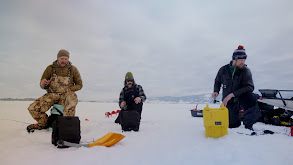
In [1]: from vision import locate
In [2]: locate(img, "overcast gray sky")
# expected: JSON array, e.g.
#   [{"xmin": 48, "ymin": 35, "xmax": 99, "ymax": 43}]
[{"xmin": 0, "ymin": 0, "xmax": 293, "ymax": 101}]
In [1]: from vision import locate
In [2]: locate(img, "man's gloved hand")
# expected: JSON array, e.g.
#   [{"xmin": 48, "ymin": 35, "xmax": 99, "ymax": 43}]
[
  {"xmin": 211, "ymin": 92, "xmax": 218, "ymax": 99},
  {"xmin": 120, "ymin": 101, "xmax": 126, "ymax": 108},
  {"xmin": 40, "ymin": 79, "xmax": 49, "ymax": 89},
  {"xmin": 223, "ymin": 93, "xmax": 235, "ymax": 106},
  {"xmin": 134, "ymin": 97, "xmax": 141, "ymax": 104}
]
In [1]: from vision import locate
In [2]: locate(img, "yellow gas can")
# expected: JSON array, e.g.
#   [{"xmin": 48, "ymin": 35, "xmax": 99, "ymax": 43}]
[{"xmin": 203, "ymin": 104, "xmax": 229, "ymax": 137}]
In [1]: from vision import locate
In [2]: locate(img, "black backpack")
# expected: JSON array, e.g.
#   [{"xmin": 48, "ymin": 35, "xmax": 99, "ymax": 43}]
[
  {"xmin": 52, "ymin": 116, "xmax": 81, "ymax": 148},
  {"xmin": 120, "ymin": 110, "xmax": 140, "ymax": 132}
]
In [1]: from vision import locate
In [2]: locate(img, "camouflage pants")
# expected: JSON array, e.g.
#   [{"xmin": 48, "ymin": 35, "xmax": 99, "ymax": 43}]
[{"xmin": 28, "ymin": 91, "xmax": 78, "ymax": 127}]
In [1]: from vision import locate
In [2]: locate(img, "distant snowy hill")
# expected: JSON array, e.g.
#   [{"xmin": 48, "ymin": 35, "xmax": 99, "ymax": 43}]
[
  {"xmin": 147, "ymin": 93, "xmax": 219, "ymax": 104},
  {"xmin": 0, "ymin": 93, "xmax": 222, "ymax": 104}
]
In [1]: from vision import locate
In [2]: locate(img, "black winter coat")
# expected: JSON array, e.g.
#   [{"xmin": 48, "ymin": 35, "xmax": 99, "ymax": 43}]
[
  {"xmin": 119, "ymin": 84, "xmax": 146, "ymax": 109},
  {"xmin": 214, "ymin": 63, "xmax": 254, "ymax": 100}
]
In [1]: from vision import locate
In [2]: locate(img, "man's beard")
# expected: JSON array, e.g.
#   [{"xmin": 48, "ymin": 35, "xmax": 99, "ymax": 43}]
[
  {"xmin": 238, "ymin": 64, "xmax": 244, "ymax": 69},
  {"xmin": 127, "ymin": 83, "xmax": 133, "ymax": 87}
]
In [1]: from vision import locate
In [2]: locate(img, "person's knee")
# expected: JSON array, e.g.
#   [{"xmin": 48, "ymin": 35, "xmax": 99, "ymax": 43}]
[
  {"xmin": 66, "ymin": 92, "xmax": 78, "ymax": 103},
  {"xmin": 28, "ymin": 101, "xmax": 38, "ymax": 112},
  {"xmin": 28, "ymin": 104, "xmax": 34, "ymax": 111},
  {"xmin": 63, "ymin": 104, "xmax": 76, "ymax": 116},
  {"xmin": 240, "ymin": 93, "xmax": 258, "ymax": 109}
]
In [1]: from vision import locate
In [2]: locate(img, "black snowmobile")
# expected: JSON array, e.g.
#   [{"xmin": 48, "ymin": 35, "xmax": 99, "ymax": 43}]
[{"xmin": 257, "ymin": 89, "xmax": 293, "ymax": 126}]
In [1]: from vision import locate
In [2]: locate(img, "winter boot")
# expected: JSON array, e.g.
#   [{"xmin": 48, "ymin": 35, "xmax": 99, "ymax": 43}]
[
  {"xmin": 27, "ymin": 124, "xmax": 46, "ymax": 133},
  {"xmin": 245, "ymin": 125, "xmax": 254, "ymax": 131}
]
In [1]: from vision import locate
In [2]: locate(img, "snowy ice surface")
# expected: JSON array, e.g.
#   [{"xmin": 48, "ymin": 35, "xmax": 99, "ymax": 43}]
[{"xmin": 0, "ymin": 101, "xmax": 292, "ymax": 165}]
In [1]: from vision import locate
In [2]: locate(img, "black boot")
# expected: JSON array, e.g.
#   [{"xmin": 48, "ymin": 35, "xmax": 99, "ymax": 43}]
[
  {"xmin": 27, "ymin": 124, "xmax": 46, "ymax": 133},
  {"xmin": 245, "ymin": 125, "xmax": 254, "ymax": 131}
]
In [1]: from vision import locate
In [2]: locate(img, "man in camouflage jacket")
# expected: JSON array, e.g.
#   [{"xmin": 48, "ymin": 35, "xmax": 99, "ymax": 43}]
[{"xmin": 27, "ymin": 49, "xmax": 82, "ymax": 131}]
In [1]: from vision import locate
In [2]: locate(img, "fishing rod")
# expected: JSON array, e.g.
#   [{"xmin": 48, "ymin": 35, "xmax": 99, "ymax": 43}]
[{"xmin": 0, "ymin": 119, "xmax": 31, "ymax": 124}]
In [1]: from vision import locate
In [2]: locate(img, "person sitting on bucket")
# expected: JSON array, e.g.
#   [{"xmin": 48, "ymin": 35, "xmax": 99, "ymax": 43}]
[
  {"xmin": 115, "ymin": 72, "xmax": 146, "ymax": 124},
  {"xmin": 27, "ymin": 49, "xmax": 83, "ymax": 132},
  {"xmin": 211, "ymin": 45, "xmax": 260, "ymax": 131}
]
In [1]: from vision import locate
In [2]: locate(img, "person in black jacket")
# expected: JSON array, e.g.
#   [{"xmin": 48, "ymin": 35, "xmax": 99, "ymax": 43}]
[
  {"xmin": 115, "ymin": 72, "xmax": 146, "ymax": 124},
  {"xmin": 212, "ymin": 45, "xmax": 260, "ymax": 130}
]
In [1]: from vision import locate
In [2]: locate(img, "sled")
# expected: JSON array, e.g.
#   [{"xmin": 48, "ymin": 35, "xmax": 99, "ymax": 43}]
[
  {"xmin": 257, "ymin": 89, "xmax": 293, "ymax": 126},
  {"xmin": 57, "ymin": 132, "xmax": 125, "ymax": 148},
  {"xmin": 190, "ymin": 109, "xmax": 203, "ymax": 117},
  {"xmin": 190, "ymin": 104, "xmax": 203, "ymax": 117}
]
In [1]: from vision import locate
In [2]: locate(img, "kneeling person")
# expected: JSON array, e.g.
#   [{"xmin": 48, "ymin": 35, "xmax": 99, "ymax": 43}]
[
  {"xmin": 115, "ymin": 72, "xmax": 146, "ymax": 129},
  {"xmin": 212, "ymin": 45, "xmax": 260, "ymax": 131}
]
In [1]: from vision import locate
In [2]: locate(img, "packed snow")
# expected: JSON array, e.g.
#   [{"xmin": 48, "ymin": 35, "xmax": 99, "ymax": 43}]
[{"xmin": 0, "ymin": 101, "xmax": 292, "ymax": 165}]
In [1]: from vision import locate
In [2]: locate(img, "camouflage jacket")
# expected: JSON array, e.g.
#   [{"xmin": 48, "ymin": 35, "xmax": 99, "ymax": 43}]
[{"xmin": 40, "ymin": 60, "xmax": 83, "ymax": 92}]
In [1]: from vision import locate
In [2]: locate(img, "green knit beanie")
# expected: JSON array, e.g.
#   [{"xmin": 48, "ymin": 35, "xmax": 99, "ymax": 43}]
[{"xmin": 125, "ymin": 72, "xmax": 134, "ymax": 80}]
